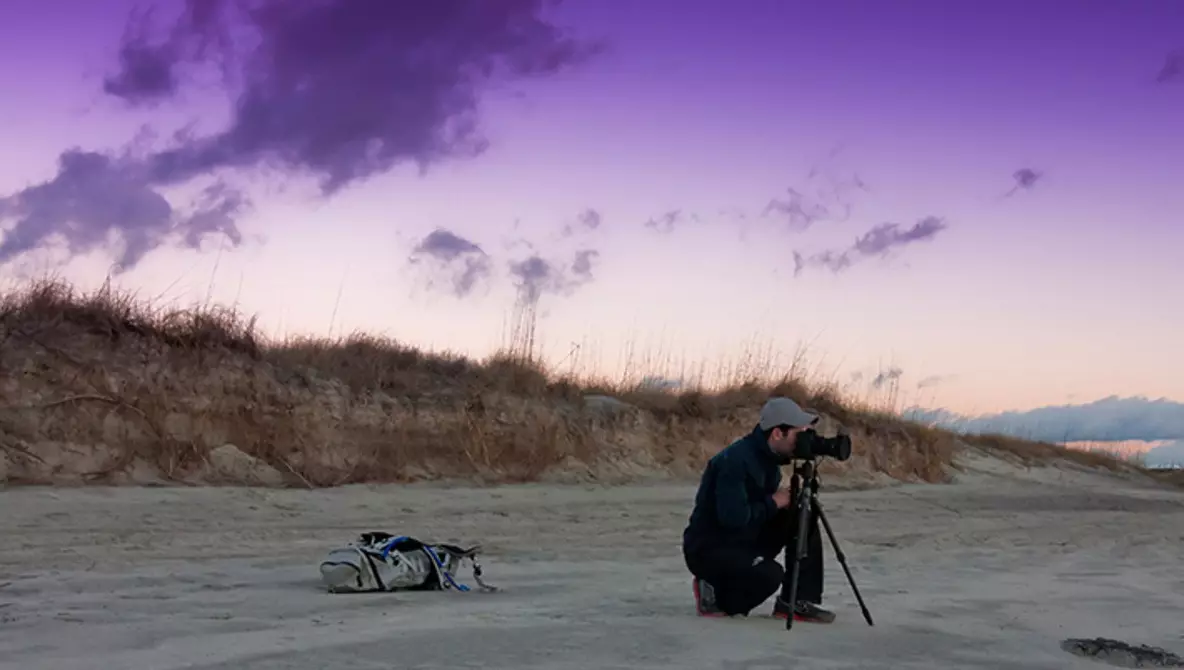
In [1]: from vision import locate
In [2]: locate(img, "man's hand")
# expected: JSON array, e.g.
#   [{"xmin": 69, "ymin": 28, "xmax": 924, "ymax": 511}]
[{"xmin": 772, "ymin": 488, "xmax": 792, "ymax": 509}]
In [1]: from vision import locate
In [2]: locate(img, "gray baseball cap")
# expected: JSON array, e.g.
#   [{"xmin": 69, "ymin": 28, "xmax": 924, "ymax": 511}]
[{"xmin": 758, "ymin": 396, "xmax": 819, "ymax": 430}]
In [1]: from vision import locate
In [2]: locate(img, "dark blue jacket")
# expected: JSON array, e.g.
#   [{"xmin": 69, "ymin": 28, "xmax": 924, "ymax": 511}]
[{"xmin": 682, "ymin": 425, "xmax": 783, "ymax": 556}]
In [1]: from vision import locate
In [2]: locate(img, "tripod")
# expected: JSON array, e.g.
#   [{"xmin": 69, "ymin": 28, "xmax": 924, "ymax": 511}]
[{"xmin": 784, "ymin": 458, "xmax": 875, "ymax": 630}]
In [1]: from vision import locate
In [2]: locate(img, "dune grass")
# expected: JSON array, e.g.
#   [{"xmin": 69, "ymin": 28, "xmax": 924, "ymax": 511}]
[{"xmin": 0, "ymin": 276, "xmax": 1157, "ymax": 487}]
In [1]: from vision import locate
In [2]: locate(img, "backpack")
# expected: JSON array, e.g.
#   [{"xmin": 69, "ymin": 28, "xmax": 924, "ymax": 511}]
[{"xmin": 318, "ymin": 531, "xmax": 497, "ymax": 594}]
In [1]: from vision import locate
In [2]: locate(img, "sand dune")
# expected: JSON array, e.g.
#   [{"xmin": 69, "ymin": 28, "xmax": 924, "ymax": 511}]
[{"xmin": 1, "ymin": 451, "xmax": 1181, "ymax": 670}]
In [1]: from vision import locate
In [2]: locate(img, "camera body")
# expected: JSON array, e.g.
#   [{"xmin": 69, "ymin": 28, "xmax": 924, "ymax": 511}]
[{"xmin": 791, "ymin": 427, "xmax": 853, "ymax": 462}]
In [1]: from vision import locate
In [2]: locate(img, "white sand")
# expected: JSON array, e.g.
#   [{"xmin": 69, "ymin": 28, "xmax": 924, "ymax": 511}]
[{"xmin": 2, "ymin": 456, "xmax": 1182, "ymax": 670}]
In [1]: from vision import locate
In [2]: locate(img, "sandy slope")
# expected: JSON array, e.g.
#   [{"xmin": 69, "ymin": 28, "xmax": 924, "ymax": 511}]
[{"xmin": 1, "ymin": 454, "xmax": 1182, "ymax": 670}]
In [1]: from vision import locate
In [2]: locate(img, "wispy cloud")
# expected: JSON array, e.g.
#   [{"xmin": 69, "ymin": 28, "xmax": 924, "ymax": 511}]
[
  {"xmin": 916, "ymin": 374, "xmax": 952, "ymax": 389},
  {"xmin": 761, "ymin": 171, "xmax": 868, "ymax": 232},
  {"xmin": 643, "ymin": 209, "xmax": 690, "ymax": 234},
  {"xmin": 508, "ymin": 248, "xmax": 600, "ymax": 306},
  {"xmin": 793, "ymin": 215, "xmax": 949, "ymax": 277},
  {"xmin": 409, "ymin": 204, "xmax": 605, "ymax": 304},
  {"xmin": 562, "ymin": 208, "xmax": 602, "ymax": 237},
  {"xmin": 871, "ymin": 366, "xmax": 903, "ymax": 390}
]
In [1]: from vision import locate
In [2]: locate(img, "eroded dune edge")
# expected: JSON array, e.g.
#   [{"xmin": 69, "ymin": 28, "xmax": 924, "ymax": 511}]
[{"xmin": 0, "ymin": 278, "xmax": 1171, "ymax": 493}]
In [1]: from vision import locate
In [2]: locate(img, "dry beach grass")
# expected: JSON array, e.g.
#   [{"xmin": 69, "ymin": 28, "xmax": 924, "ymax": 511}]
[{"xmin": 0, "ymin": 277, "xmax": 1155, "ymax": 489}]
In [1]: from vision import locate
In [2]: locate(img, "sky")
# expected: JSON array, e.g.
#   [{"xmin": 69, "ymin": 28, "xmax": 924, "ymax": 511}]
[{"xmin": 0, "ymin": 0, "xmax": 1182, "ymax": 432}]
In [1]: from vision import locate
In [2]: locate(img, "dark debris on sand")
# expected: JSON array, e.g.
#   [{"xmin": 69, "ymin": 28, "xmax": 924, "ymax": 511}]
[{"xmin": 1061, "ymin": 637, "xmax": 1184, "ymax": 668}]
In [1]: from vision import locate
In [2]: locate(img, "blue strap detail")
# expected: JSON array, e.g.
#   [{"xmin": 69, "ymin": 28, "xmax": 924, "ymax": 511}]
[
  {"xmin": 376, "ymin": 535, "xmax": 471, "ymax": 592},
  {"xmin": 379, "ymin": 535, "xmax": 409, "ymax": 559},
  {"xmin": 424, "ymin": 546, "xmax": 471, "ymax": 592}
]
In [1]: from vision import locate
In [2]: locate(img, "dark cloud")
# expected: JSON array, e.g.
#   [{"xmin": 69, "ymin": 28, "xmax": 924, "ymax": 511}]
[
  {"xmin": 1, "ymin": 0, "xmax": 599, "ymax": 273},
  {"xmin": 1012, "ymin": 168, "xmax": 1041, "ymax": 189},
  {"xmin": 908, "ymin": 395, "xmax": 1184, "ymax": 443},
  {"xmin": 1003, "ymin": 167, "xmax": 1042, "ymax": 198},
  {"xmin": 107, "ymin": 0, "xmax": 603, "ymax": 195},
  {"xmin": 853, "ymin": 216, "xmax": 948, "ymax": 255},
  {"xmin": 103, "ymin": 36, "xmax": 178, "ymax": 103},
  {"xmin": 508, "ymin": 247, "xmax": 599, "ymax": 306},
  {"xmin": 407, "ymin": 228, "xmax": 493, "ymax": 298},
  {"xmin": 0, "ymin": 149, "xmax": 245, "ymax": 272},
  {"xmin": 103, "ymin": 0, "xmax": 240, "ymax": 105},
  {"xmin": 792, "ymin": 216, "xmax": 949, "ymax": 277},
  {"xmin": 1156, "ymin": 49, "xmax": 1183, "ymax": 84}
]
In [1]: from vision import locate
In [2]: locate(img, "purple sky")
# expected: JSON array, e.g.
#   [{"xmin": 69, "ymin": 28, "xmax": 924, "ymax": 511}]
[{"xmin": 0, "ymin": 0, "xmax": 1182, "ymax": 417}]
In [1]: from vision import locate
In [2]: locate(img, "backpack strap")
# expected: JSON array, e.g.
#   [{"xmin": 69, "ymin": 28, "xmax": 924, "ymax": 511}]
[
  {"xmin": 423, "ymin": 545, "xmax": 471, "ymax": 592},
  {"xmin": 423, "ymin": 543, "xmax": 498, "ymax": 593},
  {"xmin": 468, "ymin": 552, "xmax": 498, "ymax": 592},
  {"xmin": 364, "ymin": 533, "xmax": 499, "ymax": 593},
  {"xmin": 357, "ymin": 547, "xmax": 388, "ymax": 591}
]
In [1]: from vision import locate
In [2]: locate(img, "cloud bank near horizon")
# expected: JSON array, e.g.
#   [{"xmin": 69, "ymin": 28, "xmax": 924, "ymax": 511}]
[
  {"xmin": 907, "ymin": 395, "xmax": 1184, "ymax": 444},
  {"xmin": 1143, "ymin": 441, "xmax": 1184, "ymax": 468}
]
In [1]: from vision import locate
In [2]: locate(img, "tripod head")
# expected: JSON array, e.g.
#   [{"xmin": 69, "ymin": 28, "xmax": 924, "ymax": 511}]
[{"xmin": 789, "ymin": 455, "xmax": 825, "ymax": 498}]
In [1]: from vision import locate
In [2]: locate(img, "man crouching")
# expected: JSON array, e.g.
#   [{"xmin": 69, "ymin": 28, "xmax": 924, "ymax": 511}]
[{"xmin": 681, "ymin": 396, "xmax": 835, "ymax": 623}]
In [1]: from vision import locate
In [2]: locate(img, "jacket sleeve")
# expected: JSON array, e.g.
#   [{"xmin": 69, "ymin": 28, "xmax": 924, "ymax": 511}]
[{"xmin": 714, "ymin": 452, "xmax": 777, "ymax": 529}]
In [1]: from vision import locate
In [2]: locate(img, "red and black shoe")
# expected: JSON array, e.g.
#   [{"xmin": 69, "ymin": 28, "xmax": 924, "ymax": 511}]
[
  {"xmin": 692, "ymin": 578, "xmax": 726, "ymax": 617},
  {"xmin": 772, "ymin": 597, "xmax": 836, "ymax": 623}
]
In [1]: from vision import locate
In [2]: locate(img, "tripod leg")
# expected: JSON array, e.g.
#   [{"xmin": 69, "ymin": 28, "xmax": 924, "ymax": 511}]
[
  {"xmin": 784, "ymin": 482, "xmax": 814, "ymax": 630},
  {"xmin": 813, "ymin": 500, "xmax": 874, "ymax": 626}
]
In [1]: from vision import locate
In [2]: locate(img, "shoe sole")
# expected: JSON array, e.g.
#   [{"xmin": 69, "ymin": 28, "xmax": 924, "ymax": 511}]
[
  {"xmin": 772, "ymin": 611, "xmax": 836, "ymax": 624},
  {"xmin": 693, "ymin": 580, "xmax": 727, "ymax": 617}
]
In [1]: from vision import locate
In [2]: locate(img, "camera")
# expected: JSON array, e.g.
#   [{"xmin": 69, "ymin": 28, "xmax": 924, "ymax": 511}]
[{"xmin": 791, "ymin": 427, "xmax": 852, "ymax": 461}]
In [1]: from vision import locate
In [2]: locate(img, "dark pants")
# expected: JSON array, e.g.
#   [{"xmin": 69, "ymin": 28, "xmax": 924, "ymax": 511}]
[{"xmin": 684, "ymin": 503, "xmax": 824, "ymax": 616}]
